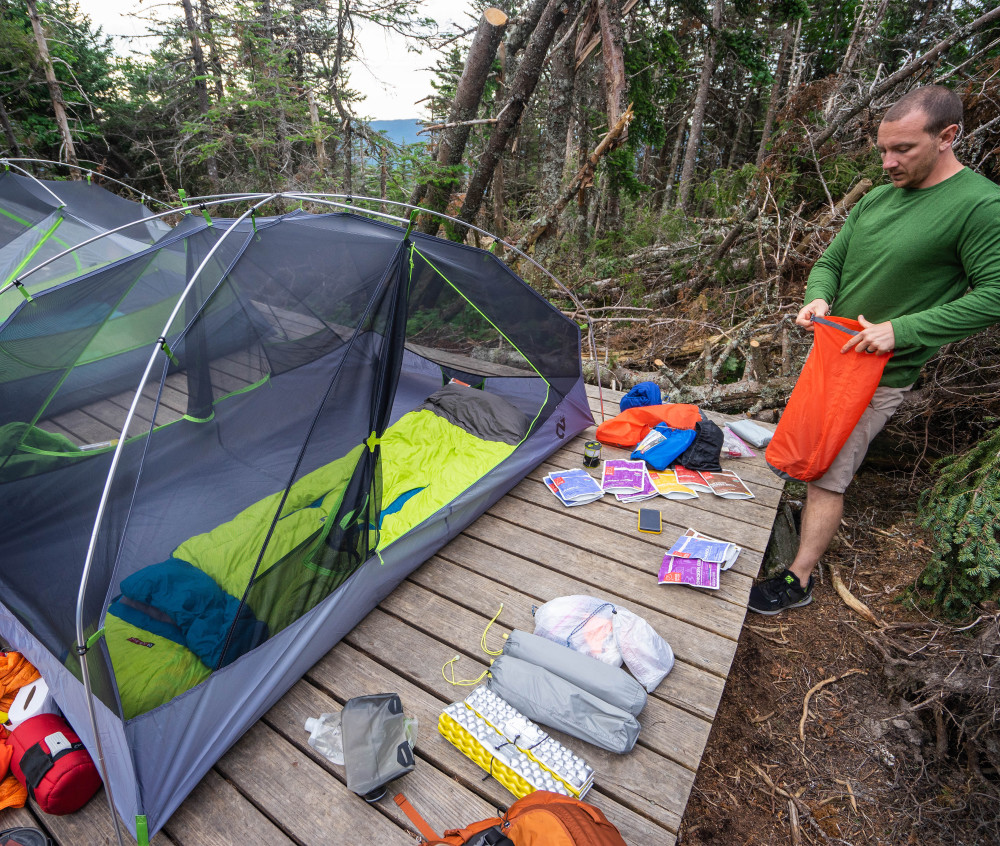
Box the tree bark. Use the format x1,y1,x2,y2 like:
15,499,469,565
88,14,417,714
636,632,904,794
515,103,634,253
677,0,723,211
0,96,21,156
663,99,690,208
307,88,328,176
539,12,577,207
199,0,225,101
457,0,568,233
25,0,79,172
419,8,507,235
597,0,627,130
756,23,793,166
180,0,219,188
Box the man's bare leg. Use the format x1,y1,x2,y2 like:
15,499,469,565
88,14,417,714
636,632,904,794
788,483,843,587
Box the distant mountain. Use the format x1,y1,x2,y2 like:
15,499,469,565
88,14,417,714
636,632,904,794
370,119,425,145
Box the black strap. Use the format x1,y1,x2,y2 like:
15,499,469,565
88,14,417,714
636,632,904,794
19,740,84,796
811,315,859,336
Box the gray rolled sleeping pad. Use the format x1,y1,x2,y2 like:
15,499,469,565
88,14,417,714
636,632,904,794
341,693,415,799
487,655,640,754
503,630,647,716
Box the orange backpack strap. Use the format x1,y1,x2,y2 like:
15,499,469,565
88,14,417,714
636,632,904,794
394,793,441,843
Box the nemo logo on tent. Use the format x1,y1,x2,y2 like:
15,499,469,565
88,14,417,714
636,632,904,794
127,637,154,648
556,416,566,438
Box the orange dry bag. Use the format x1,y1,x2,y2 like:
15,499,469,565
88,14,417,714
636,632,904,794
595,403,701,449
766,316,891,483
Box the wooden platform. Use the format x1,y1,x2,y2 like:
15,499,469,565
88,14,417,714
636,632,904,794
1,384,782,846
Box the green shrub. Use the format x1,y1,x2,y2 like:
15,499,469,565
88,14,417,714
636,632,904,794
916,426,1000,617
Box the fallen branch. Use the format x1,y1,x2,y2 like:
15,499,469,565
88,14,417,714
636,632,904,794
800,668,867,742
417,117,499,135
514,102,635,253
830,566,882,625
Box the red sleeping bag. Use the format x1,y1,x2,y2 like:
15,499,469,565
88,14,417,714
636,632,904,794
6,714,101,815
595,403,701,448
766,316,891,482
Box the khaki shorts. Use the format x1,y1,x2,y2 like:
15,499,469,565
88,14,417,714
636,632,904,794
811,385,912,494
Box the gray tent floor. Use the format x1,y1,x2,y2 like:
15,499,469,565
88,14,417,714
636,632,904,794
0,384,782,846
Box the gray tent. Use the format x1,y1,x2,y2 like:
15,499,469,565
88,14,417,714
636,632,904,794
0,162,171,321
0,194,593,841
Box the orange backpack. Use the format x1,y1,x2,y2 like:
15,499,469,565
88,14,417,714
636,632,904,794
765,315,891,482
395,791,628,846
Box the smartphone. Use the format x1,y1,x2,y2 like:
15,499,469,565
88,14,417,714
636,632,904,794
638,507,662,534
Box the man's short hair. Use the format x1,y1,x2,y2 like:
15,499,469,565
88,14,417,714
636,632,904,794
884,86,964,135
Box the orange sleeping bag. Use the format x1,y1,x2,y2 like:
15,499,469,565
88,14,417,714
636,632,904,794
766,316,891,482
595,403,701,448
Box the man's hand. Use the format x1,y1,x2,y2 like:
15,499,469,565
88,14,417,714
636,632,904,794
842,313,895,355
796,298,829,330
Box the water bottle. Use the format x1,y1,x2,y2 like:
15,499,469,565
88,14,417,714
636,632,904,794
304,712,345,764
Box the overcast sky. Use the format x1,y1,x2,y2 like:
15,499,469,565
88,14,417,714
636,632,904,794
77,0,474,120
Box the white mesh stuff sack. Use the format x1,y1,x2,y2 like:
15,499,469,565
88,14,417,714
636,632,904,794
613,607,675,692
532,595,623,666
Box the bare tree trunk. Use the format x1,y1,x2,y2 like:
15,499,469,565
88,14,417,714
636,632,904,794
0,97,21,156
180,0,219,188
199,0,225,101
677,0,724,211
342,121,353,194
379,147,388,214
492,157,506,236
597,0,627,226
420,8,508,234
307,89,328,176
756,22,793,166
663,100,690,208
841,0,890,74
457,0,568,232
516,104,633,252
503,0,550,76
25,0,79,172
539,12,577,206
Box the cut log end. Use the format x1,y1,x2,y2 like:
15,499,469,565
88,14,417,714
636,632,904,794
484,8,508,26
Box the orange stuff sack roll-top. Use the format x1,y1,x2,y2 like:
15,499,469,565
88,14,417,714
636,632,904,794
766,316,891,483
595,403,701,449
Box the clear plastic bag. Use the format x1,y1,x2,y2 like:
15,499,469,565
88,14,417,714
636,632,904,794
722,426,756,458
532,595,623,666
613,607,675,693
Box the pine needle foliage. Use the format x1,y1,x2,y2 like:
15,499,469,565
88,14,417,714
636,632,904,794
917,425,1000,617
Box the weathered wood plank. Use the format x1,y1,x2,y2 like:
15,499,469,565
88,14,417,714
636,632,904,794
382,566,736,681
216,717,410,843
298,640,674,845
347,607,688,835
44,407,117,444
162,770,293,846
10,792,177,846
268,674,503,838
503,474,775,555
457,509,755,615
406,558,714,769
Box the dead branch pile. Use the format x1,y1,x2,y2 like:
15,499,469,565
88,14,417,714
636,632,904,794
866,614,1000,796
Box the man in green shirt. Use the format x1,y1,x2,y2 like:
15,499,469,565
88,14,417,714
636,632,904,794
750,85,1000,615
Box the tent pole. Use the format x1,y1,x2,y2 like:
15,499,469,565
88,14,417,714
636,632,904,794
0,157,172,207
2,194,272,297
74,194,279,843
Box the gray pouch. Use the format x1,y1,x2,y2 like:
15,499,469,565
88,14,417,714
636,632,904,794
488,655,640,754
726,418,773,447
341,693,415,800
503,630,647,716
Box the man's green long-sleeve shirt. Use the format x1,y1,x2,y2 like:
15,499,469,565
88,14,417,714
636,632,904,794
804,167,1000,387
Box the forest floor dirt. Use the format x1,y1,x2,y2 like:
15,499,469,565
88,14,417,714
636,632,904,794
676,469,1000,846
